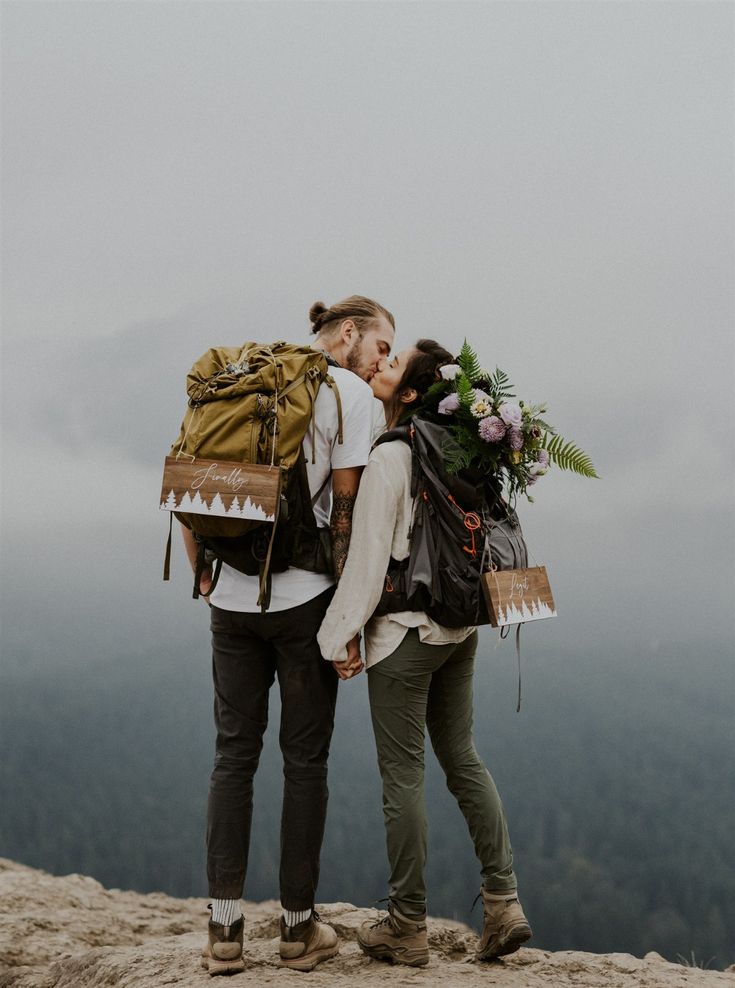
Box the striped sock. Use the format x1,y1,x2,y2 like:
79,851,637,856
210,898,242,926
283,908,311,928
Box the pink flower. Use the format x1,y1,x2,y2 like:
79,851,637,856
499,402,522,428
478,416,506,442
536,449,550,468
438,393,460,415
508,427,524,451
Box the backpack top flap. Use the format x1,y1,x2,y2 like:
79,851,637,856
174,343,330,469
186,342,327,406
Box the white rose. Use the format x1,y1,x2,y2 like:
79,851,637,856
499,402,523,428
439,364,461,380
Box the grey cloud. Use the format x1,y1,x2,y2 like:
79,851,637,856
1,2,732,663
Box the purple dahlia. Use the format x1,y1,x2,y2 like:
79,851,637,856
478,416,506,442
509,427,524,451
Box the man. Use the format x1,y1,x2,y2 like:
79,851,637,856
180,296,395,974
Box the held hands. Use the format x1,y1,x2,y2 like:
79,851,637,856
332,634,364,681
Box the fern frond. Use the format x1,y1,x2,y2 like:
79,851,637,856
456,374,474,408
491,366,510,390
489,366,515,402
457,340,483,382
441,430,474,474
444,446,475,475
542,433,600,478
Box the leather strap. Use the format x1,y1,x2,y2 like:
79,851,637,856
163,512,173,581
515,624,523,713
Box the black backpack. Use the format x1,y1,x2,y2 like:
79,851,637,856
373,415,528,628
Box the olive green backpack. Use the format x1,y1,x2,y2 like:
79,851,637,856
164,341,342,608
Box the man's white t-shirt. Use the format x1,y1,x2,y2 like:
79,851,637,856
209,366,381,612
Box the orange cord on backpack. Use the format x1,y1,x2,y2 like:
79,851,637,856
447,494,482,557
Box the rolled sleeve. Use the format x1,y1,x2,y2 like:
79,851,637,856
317,451,400,662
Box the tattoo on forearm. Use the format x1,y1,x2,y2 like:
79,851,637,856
330,492,357,580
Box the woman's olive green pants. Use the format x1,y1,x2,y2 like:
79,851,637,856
367,628,516,918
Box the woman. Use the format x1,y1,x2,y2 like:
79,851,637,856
317,340,532,967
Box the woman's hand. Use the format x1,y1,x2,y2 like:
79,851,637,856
333,634,364,681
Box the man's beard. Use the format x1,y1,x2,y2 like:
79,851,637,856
345,336,366,378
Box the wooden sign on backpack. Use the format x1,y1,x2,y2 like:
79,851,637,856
481,566,557,628
159,456,280,522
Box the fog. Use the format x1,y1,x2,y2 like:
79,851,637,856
1,0,733,769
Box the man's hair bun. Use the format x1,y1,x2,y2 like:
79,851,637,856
309,301,329,330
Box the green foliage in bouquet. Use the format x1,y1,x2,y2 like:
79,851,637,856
541,434,599,479
457,340,484,382
416,340,599,501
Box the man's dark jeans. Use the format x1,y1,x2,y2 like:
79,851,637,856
206,587,338,910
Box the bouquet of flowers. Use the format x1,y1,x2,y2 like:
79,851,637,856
417,341,598,501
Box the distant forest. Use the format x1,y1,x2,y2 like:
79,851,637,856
1,637,733,970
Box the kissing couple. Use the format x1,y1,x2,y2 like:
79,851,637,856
179,295,532,975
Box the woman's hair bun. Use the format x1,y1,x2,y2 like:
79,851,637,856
309,301,329,325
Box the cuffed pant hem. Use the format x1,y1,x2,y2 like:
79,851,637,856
208,875,245,899
280,897,315,912
389,897,427,920
208,886,244,900
482,881,518,895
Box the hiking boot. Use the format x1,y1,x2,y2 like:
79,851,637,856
477,889,532,961
357,903,429,967
278,911,339,972
200,913,245,975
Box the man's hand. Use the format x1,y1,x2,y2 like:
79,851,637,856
197,565,213,603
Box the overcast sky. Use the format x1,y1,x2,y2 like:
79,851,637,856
1,1,733,671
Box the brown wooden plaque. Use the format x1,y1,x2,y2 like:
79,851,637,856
481,566,557,628
159,456,280,522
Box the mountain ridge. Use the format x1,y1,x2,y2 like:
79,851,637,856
1,858,732,988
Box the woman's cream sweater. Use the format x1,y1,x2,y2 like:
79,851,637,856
317,440,474,669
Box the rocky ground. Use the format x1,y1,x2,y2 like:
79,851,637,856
0,859,731,988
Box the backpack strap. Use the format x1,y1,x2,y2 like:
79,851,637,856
258,530,277,611
500,623,524,712
256,469,284,611
312,349,343,445
311,469,332,509
323,375,343,446
320,351,341,369
515,624,523,713
373,423,411,447
192,538,223,600
373,422,422,499
163,512,173,582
